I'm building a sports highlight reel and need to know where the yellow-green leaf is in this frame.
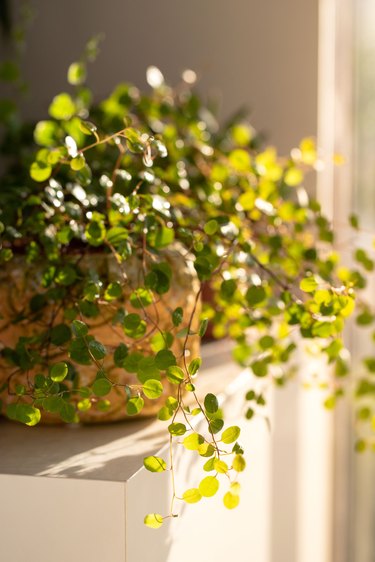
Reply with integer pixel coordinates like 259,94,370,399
232,454,246,473
143,456,167,472
144,513,163,529
198,476,219,497
230,482,241,495
70,154,86,171
182,488,202,504
223,491,240,509
49,93,76,120
142,379,163,399
126,396,144,416
300,276,318,293
221,426,241,444
229,149,251,172
183,433,204,451
30,160,52,182
50,362,68,382
214,459,229,474
284,167,303,187
67,62,87,86
166,365,185,385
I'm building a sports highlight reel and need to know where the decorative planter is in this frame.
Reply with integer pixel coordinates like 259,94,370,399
0,245,201,423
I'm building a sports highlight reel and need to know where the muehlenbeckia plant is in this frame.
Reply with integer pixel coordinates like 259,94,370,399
1,40,375,528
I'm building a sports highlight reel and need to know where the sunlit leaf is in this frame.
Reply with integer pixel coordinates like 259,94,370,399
221,426,241,444
223,491,240,509
198,476,219,497
50,362,68,382
143,456,167,472
144,513,163,529
183,488,202,504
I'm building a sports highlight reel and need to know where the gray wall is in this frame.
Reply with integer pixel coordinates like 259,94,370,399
4,0,319,153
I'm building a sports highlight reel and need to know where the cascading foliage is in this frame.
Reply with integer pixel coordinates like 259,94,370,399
1,39,375,528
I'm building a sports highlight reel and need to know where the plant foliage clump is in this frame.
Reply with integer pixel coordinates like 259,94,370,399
1,39,375,525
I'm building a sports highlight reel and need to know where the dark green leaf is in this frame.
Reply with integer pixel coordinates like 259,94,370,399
198,318,209,337
155,349,176,370
208,419,224,434
85,220,105,246
172,307,183,326
92,378,112,396
123,313,147,339
114,343,129,367
104,282,122,301
6,403,41,426
204,393,219,414
246,285,266,306
50,324,71,346
251,360,268,377
88,340,107,360
168,422,187,436
71,320,88,337
69,337,92,365
56,266,77,286
43,396,64,414
60,402,77,423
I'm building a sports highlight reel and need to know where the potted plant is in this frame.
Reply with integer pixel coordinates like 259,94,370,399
1,40,375,528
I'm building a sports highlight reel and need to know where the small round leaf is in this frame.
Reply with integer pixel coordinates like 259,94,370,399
214,459,229,474
143,456,167,473
142,379,163,399
208,419,224,434
204,393,219,414
232,454,246,473
300,276,318,293
155,350,176,370
126,396,144,416
188,358,202,376
198,476,219,498
50,362,68,382
72,320,88,337
182,488,202,504
168,422,187,436
223,491,240,510
166,366,185,385
221,426,241,444
92,378,112,397
183,433,204,451
144,513,163,529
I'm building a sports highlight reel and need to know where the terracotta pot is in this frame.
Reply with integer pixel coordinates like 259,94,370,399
0,245,201,423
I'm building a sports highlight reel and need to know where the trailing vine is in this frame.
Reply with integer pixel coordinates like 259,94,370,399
1,37,375,527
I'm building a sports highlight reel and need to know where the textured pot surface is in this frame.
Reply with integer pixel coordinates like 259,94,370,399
0,245,201,423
